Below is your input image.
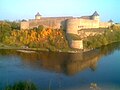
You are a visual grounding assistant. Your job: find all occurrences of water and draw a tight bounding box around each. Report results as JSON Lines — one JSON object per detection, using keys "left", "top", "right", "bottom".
{"left": 0, "top": 43, "right": 120, "bottom": 90}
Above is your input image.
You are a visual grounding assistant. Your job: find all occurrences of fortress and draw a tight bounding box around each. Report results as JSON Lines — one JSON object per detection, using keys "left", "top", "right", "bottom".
{"left": 21, "top": 11, "right": 113, "bottom": 32}
{"left": 21, "top": 11, "right": 113, "bottom": 49}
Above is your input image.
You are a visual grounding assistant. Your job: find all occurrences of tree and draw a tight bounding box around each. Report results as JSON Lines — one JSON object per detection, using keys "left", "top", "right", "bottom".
{"left": 37, "top": 25, "right": 44, "bottom": 31}
{"left": 11, "top": 21, "right": 20, "bottom": 30}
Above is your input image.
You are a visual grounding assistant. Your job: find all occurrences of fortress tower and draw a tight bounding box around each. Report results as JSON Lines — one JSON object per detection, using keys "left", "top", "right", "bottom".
{"left": 91, "top": 11, "right": 100, "bottom": 28}
{"left": 35, "top": 12, "right": 42, "bottom": 20}
{"left": 108, "top": 19, "right": 114, "bottom": 25}
{"left": 66, "top": 11, "right": 100, "bottom": 35}
{"left": 91, "top": 11, "right": 100, "bottom": 21}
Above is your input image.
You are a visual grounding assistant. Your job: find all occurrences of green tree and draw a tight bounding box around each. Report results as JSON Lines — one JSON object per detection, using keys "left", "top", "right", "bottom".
{"left": 11, "top": 21, "right": 20, "bottom": 30}
{"left": 37, "top": 25, "right": 44, "bottom": 31}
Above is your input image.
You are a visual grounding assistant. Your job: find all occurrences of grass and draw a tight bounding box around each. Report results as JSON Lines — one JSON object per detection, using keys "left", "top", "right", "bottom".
{"left": 4, "top": 81, "right": 37, "bottom": 90}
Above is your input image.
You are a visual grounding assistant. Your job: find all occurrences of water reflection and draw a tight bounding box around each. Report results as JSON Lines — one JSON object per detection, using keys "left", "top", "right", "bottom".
{"left": 17, "top": 50, "right": 101, "bottom": 75}
{"left": 0, "top": 42, "right": 120, "bottom": 76}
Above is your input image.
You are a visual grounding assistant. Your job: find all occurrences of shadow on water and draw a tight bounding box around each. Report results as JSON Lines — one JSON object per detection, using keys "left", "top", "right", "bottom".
{"left": 0, "top": 42, "right": 120, "bottom": 76}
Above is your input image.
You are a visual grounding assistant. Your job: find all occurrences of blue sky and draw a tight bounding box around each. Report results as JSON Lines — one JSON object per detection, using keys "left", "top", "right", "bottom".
{"left": 0, "top": 0, "right": 120, "bottom": 22}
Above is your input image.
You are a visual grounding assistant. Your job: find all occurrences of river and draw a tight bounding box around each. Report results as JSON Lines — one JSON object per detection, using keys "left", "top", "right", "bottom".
{"left": 0, "top": 42, "right": 120, "bottom": 90}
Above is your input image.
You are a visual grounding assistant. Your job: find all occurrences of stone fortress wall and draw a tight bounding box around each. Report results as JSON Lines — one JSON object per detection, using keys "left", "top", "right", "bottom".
{"left": 29, "top": 17, "right": 73, "bottom": 30}
{"left": 21, "top": 11, "right": 113, "bottom": 49}
{"left": 21, "top": 12, "right": 73, "bottom": 30}
{"left": 21, "top": 11, "right": 112, "bottom": 31}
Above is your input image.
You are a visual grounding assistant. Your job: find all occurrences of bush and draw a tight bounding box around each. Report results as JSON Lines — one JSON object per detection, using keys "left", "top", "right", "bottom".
{"left": 37, "top": 25, "right": 44, "bottom": 31}
{"left": 110, "top": 24, "right": 120, "bottom": 30}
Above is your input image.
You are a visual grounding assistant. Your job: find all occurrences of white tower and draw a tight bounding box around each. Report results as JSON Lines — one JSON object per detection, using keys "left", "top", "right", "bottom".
{"left": 35, "top": 12, "right": 42, "bottom": 20}
{"left": 91, "top": 11, "right": 100, "bottom": 28}
{"left": 91, "top": 11, "right": 100, "bottom": 21}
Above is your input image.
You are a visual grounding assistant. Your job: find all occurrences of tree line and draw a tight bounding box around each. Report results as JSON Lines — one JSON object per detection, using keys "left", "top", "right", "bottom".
{"left": 83, "top": 28, "right": 120, "bottom": 49}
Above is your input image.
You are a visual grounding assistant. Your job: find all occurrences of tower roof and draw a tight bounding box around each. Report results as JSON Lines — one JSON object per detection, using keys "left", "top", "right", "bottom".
{"left": 108, "top": 19, "right": 113, "bottom": 22}
{"left": 92, "top": 11, "right": 99, "bottom": 16}
{"left": 35, "top": 12, "right": 41, "bottom": 16}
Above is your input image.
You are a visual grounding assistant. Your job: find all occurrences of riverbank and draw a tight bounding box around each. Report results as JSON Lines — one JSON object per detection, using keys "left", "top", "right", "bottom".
{"left": 3, "top": 81, "right": 120, "bottom": 90}
{"left": 1, "top": 41, "right": 120, "bottom": 54}
{"left": 1, "top": 29, "right": 120, "bottom": 53}
{"left": 0, "top": 43, "right": 82, "bottom": 53}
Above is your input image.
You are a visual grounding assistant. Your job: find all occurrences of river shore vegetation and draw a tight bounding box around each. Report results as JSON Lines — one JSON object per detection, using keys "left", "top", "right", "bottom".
{"left": 83, "top": 27, "right": 120, "bottom": 49}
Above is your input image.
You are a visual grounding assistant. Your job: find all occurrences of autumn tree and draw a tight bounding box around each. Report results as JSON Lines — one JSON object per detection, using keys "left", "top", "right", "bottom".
{"left": 37, "top": 25, "right": 44, "bottom": 31}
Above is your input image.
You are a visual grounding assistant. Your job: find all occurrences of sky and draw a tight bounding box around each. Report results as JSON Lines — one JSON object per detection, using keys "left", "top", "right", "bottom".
{"left": 0, "top": 0, "right": 120, "bottom": 22}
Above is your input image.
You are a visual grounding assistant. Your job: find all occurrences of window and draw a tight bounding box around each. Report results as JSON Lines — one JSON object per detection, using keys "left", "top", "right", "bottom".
{"left": 78, "top": 26, "right": 84, "bottom": 28}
